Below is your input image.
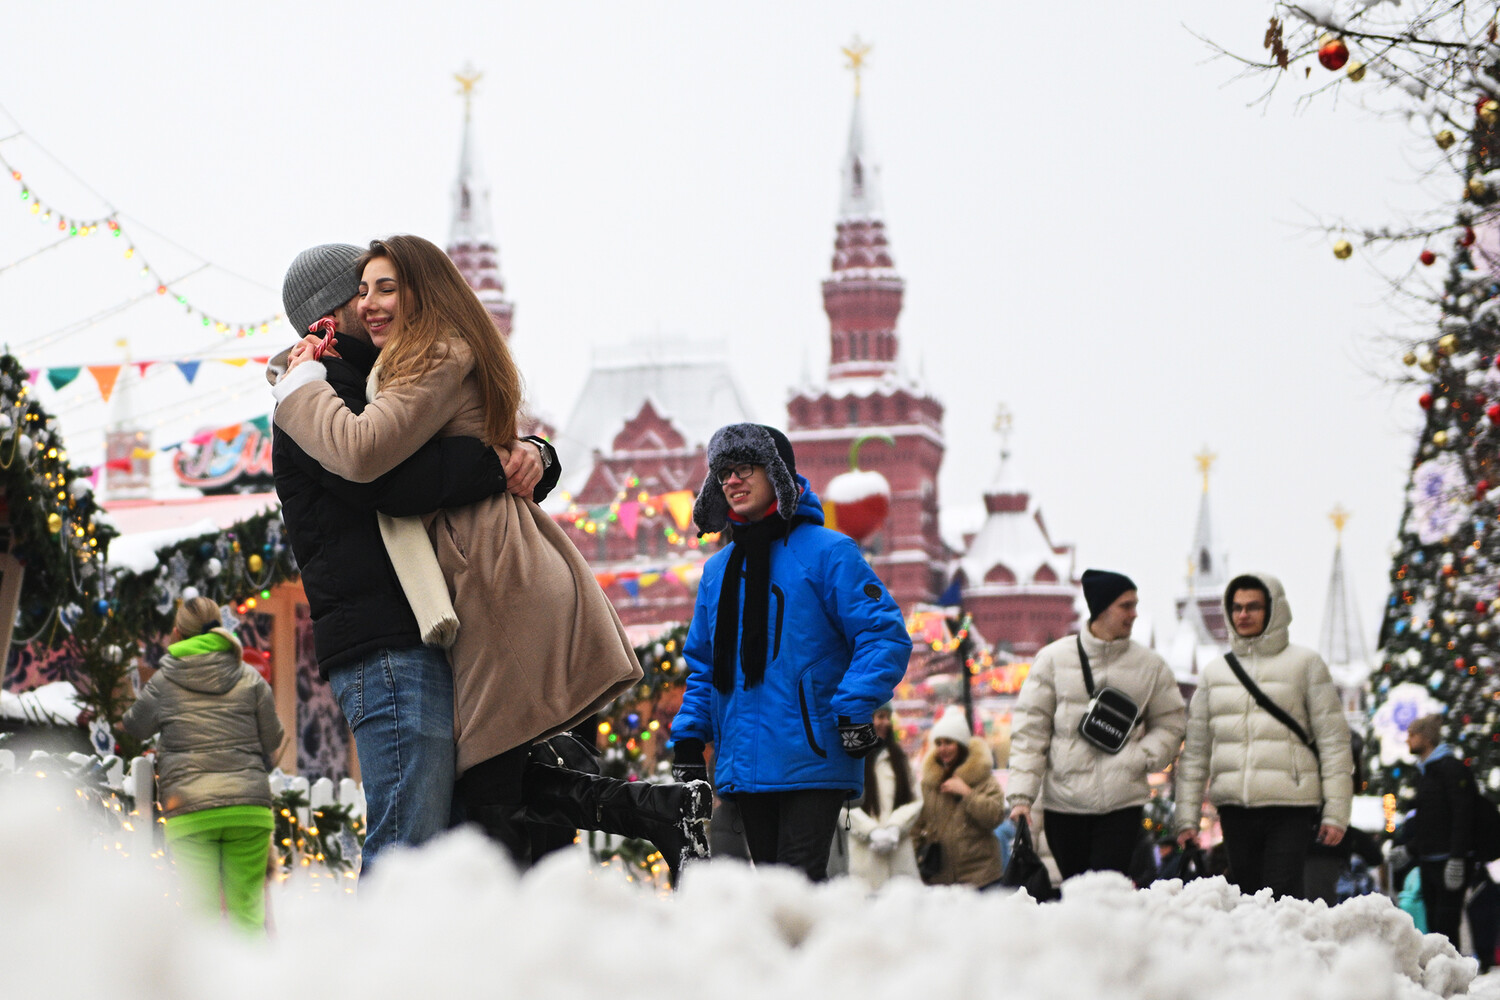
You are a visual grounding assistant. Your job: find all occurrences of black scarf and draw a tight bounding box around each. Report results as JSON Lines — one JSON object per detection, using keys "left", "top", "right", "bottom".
{"left": 712, "top": 516, "right": 796, "bottom": 693}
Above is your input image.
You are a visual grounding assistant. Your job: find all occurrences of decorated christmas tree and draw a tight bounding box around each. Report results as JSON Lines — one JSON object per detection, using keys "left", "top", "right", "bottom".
{"left": 1215, "top": 5, "right": 1500, "bottom": 805}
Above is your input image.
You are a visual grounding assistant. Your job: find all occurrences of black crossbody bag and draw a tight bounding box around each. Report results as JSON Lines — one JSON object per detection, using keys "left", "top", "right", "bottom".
{"left": 1223, "top": 652, "right": 1319, "bottom": 758}
{"left": 1076, "top": 636, "right": 1141, "bottom": 754}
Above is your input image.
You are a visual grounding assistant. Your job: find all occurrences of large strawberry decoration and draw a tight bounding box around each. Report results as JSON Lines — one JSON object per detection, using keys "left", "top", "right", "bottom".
{"left": 824, "top": 434, "right": 892, "bottom": 543}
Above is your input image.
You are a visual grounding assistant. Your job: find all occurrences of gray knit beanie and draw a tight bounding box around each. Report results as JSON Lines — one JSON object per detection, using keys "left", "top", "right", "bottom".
{"left": 282, "top": 244, "right": 363, "bottom": 336}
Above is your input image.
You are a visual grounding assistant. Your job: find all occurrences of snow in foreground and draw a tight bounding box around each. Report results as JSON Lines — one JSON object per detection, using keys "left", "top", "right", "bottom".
{"left": 4, "top": 781, "right": 1498, "bottom": 1000}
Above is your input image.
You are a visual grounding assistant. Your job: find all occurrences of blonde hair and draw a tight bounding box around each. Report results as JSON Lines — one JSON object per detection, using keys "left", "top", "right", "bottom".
{"left": 358, "top": 235, "right": 524, "bottom": 446}
{"left": 174, "top": 596, "right": 222, "bottom": 638}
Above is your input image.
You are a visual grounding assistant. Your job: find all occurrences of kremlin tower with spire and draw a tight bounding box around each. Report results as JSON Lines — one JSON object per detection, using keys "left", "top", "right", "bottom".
{"left": 447, "top": 64, "right": 514, "bottom": 341}
{"left": 786, "top": 41, "right": 948, "bottom": 612}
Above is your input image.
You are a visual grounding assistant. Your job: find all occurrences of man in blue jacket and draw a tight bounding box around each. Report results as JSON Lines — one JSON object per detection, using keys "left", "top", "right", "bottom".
{"left": 670, "top": 423, "right": 912, "bottom": 882}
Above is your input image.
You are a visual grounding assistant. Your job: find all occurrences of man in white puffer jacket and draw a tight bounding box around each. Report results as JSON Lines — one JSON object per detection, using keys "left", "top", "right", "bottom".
{"left": 1174, "top": 572, "right": 1352, "bottom": 900}
{"left": 1007, "top": 570, "right": 1186, "bottom": 881}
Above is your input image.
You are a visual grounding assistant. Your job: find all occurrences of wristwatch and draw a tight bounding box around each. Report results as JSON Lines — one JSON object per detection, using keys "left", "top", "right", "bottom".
{"left": 530, "top": 438, "right": 554, "bottom": 472}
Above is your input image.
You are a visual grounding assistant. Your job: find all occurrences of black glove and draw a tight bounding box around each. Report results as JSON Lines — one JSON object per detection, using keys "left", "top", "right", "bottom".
{"left": 838, "top": 717, "right": 880, "bottom": 758}
{"left": 1444, "top": 856, "right": 1467, "bottom": 891}
{"left": 672, "top": 737, "right": 708, "bottom": 784}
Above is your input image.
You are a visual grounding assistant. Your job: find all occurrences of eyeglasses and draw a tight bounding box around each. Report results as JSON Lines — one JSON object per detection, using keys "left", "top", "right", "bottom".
{"left": 716, "top": 464, "right": 757, "bottom": 484}
{"left": 1230, "top": 603, "right": 1266, "bottom": 614}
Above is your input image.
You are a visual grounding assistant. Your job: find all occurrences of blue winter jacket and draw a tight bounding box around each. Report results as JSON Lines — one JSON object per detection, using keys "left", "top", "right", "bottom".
{"left": 671, "top": 478, "right": 912, "bottom": 795}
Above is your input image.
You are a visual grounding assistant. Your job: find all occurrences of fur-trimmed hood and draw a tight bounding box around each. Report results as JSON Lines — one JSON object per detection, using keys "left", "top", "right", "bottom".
{"left": 922, "top": 736, "right": 995, "bottom": 790}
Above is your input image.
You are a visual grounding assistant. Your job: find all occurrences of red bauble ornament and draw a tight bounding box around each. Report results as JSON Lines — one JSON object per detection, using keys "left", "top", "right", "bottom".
{"left": 1475, "top": 393, "right": 1488, "bottom": 408}
{"left": 1489, "top": 404, "right": 1500, "bottom": 421}
{"left": 1461, "top": 227, "right": 1477, "bottom": 247}
{"left": 1420, "top": 392, "right": 1434, "bottom": 409}
{"left": 1318, "top": 38, "right": 1350, "bottom": 70}
{"left": 1420, "top": 249, "right": 1437, "bottom": 266}
{"left": 1478, "top": 481, "right": 1492, "bottom": 501}
{"left": 1477, "top": 600, "right": 1489, "bottom": 614}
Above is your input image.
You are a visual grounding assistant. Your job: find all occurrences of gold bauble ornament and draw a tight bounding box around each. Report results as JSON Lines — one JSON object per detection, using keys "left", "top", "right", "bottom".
{"left": 1434, "top": 429, "right": 1450, "bottom": 446}
{"left": 46, "top": 512, "right": 62, "bottom": 534}
{"left": 1420, "top": 355, "right": 1439, "bottom": 373}
{"left": 1482, "top": 100, "right": 1500, "bottom": 126}
{"left": 1346, "top": 61, "right": 1366, "bottom": 82}
{"left": 1333, "top": 239, "right": 1353, "bottom": 259}
{"left": 1403, "top": 350, "right": 1418, "bottom": 366}
{"left": 1469, "top": 177, "right": 1489, "bottom": 198}
{"left": 1438, "top": 333, "right": 1459, "bottom": 355}
{"left": 1436, "top": 130, "right": 1457, "bottom": 150}
{"left": 248, "top": 553, "right": 264, "bottom": 574}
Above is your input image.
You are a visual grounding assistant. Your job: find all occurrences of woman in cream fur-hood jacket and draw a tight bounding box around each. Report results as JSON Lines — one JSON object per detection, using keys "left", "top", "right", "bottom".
{"left": 1006, "top": 630, "right": 1186, "bottom": 815}
{"left": 1172, "top": 572, "right": 1353, "bottom": 835}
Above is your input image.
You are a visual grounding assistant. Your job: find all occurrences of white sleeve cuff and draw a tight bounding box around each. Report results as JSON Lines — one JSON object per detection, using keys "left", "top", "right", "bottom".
{"left": 271, "top": 361, "right": 328, "bottom": 403}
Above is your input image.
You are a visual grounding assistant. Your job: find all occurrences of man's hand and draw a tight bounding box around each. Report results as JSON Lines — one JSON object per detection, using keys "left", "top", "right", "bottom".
{"left": 1009, "top": 803, "right": 1031, "bottom": 825}
{"left": 939, "top": 776, "right": 971, "bottom": 797}
{"left": 1315, "top": 823, "right": 1344, "bottom": 847}
{"left": 837, "top": 716, "right": 879, "bottom": 758}
{"left": 497, "top": 439, "right": 543, "bottom": 497}
{"left": 284, "top": 333, "right": 339, "bottom": 375}
{"left": 672, "top": 737, "right": 708, "bottom": 785}
{"left": 1177, "top": 829, "right": 1199, "bottom": 849}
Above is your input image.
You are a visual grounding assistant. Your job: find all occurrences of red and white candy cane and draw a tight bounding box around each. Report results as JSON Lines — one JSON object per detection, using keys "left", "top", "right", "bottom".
{"left": 308, "top": 316, "right": 337, "bottom": 360}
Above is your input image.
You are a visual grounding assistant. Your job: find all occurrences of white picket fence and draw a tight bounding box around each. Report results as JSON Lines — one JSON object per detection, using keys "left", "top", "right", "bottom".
{"left": 0, "top": 747, "right": 366, "bottom": 868}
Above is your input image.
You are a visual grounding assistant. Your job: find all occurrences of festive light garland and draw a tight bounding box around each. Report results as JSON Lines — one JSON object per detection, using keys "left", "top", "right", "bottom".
{"left": 0, "top": 150, "right": 283, "bottom": 337}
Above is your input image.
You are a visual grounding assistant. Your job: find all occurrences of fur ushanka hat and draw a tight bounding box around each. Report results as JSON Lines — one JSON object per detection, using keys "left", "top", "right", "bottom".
{"left": 692, "top": 423, "right": 801, "bottom": 534}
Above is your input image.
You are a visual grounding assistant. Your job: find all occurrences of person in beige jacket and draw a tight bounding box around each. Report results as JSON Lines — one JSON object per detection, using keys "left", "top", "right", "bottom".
{"left": 1174, "top": 572, "right": 1352, "bottom": 900}
{"left": 912, "top": 705, "right": 1005, "bottom": 888}
{"left": 272, "top": 235, "right": 711, "bottom": 878}
{"left": 1007, "top": 569, "right": 1186, "bottom": 881}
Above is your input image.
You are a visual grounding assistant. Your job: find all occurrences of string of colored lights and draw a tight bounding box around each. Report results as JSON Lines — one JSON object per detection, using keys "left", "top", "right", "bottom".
{"left": 0, "top": 146, "right": 284, "bottom": 338}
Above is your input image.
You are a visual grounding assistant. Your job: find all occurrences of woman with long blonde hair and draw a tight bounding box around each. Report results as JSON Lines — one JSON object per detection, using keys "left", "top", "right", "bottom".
{"left": 273, "top": 235, "right": 708, "bottom": 877}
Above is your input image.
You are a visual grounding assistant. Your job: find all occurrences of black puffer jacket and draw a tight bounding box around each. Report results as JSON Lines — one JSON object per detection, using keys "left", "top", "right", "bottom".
{"left": 273, "top": 335, "right": 512, "bottom": 677}
{"left": 1410, "top": 748, "right": 1475, "bottom": 861}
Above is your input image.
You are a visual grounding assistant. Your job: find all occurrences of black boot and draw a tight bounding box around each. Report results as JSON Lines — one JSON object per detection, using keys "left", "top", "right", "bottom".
{"left": 457, "top": 747, "right": 533, "bottom": 869}
{"left": 521, "top": 763, "right": 712, "bottom": 885}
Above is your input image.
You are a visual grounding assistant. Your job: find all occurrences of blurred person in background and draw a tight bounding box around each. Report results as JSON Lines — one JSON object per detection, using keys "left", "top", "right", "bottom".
{"left": 912, "top": 705, "right": 1005, "bottom": 888}
{"left": 122, "top": 597, "right": 284, "bottom": 933}
{"left": 842, "top": 704, "right": 922, "bottom": 890}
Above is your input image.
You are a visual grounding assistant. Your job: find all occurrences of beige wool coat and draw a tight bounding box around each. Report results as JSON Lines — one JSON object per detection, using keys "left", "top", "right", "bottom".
{"left": 1173, "top": 572, "right": 1353, "bottom": 835}
{"left": 911, "top": 736, "right": 1005, "bottom": 888}
{"left": 273, "top": 341, "right": 642, "bottom": 773}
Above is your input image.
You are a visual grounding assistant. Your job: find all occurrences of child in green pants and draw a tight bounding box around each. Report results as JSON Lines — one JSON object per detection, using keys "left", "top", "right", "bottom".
{"left": 123, "top": 597, "right": 285, "bottom": 932}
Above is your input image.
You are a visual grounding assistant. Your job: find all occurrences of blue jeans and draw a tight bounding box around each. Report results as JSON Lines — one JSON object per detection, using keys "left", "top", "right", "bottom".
{"left": 327, "top": 646, "right": 455, "bottom": 876}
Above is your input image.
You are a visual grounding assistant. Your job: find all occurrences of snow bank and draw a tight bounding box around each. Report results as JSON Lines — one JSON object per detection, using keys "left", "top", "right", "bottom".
{"left": 4, "top": 777, "right": 1497, "bottom": 1000}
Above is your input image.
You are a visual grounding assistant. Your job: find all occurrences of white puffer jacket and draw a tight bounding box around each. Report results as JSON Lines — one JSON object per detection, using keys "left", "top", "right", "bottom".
{"left": 1007, "top": 629, "right": 1186, "bottom": 815}
{"left": 1173, "top": 572, "right": 1353, "bottom": 834}
{"left": 841, "top": 745, "right": 923, "bottom": 890}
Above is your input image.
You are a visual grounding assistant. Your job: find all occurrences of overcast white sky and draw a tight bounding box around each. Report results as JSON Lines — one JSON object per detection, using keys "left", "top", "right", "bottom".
{"left": 0, "top": 2, "right": 1446, "bottom": 654}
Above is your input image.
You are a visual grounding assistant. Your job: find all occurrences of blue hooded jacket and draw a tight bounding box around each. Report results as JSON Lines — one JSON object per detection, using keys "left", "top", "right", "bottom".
{"left": 670, "top": 477, "right": 912, "bottom": 795}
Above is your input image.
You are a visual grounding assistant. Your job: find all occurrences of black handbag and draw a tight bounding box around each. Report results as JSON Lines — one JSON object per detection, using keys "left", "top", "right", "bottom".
{"left": 1000, "top": 815, "right": 1058, "bottom": 901}
{"left": 1076, "top": 636, "right": 1141, "bottom": 754}
{"left": 917, "top": 842, "right": 943, "bottom": 880}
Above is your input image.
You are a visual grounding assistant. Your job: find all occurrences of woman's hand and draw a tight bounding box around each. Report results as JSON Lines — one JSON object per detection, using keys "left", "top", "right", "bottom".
{"left": 1009, "top": 802, "right": 1031, "bottom": 824}
{"left": 497, "top": 439, "right": 544, "bottom": 496}
{"left": 284, "top": 334, "right": 339, "bottom": 374}
{"left": 940, "top": 776, "right": 971, "bottom": 797}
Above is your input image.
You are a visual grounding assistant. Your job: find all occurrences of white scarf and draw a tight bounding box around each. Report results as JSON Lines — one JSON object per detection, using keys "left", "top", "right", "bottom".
{"left": 368, "top": 363, "right": 459, "bottom": 648}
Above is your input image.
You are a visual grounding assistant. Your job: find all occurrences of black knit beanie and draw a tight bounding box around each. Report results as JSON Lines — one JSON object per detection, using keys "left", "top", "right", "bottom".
{"left": 1082, "top": 569, "right": 1136, "bottom": 622}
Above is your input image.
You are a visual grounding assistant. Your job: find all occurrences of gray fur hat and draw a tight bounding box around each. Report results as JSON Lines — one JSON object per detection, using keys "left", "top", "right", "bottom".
{"left": 282, "top": 243, "right": 363, "bottom": 336}
{"left": 692, "top": 423, "right": 801, "bottom": 533}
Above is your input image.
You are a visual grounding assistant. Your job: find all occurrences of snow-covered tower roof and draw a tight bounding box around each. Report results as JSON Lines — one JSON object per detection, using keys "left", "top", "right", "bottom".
{"left": 1166, "top": 448, "right": 1231, "bottom": 682}
{"left": 1319, "top": 505, "right": 1372, "bottom": 708}
{"left": 552, "top": 338, "right": 755, "bottom": 498}
{"left": 822, "top": 38, "right": 902, "bottom": 382}
{"left": 446, "top": 64, "right": 514, "bottom": 340}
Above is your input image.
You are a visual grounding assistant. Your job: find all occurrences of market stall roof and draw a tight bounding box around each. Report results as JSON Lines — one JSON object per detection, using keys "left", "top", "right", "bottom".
{"left": 102, "top": 493, "right": 279, "bottom": 574}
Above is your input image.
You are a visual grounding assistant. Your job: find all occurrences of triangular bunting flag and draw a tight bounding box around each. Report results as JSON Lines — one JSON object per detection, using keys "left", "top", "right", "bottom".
{"left": 25, "top": 368, "right": 40, "bottom": 384}
{"left": 622, "top": 578, "right": 640, "bottom": 599}
{"left": 176, "top": 361, "right": 201, "bottom": 384}
{"left": 135, "top": 362, "right": 152, "bottom": 378}
{"left": 639, "top": 572, "right": 662, "bottom": 589}
{"left": 617, "top": 501, "right": 641, "bottom": 539}
{"left": 663, "top": 490, "right": 695, "bottom": 532}
{"left": 251, "top": 356, "right": 270, "bottom": 364}
{"left": 220, "top": 358, "right": 250, "bottom": 368}
{"left": 596, "top": 573, "right": 617, "bottom": 589}
{"left": 248, "top": 414, "right": 271, "bottom": 435}
{"left": 47, "top": 367, "right": 81, "bottom": 391}
{"left": 214, "top": 423, "right": 242, "bottom": 442}
{"left": 87, "top": 365, "right": 120, "bottom": 402}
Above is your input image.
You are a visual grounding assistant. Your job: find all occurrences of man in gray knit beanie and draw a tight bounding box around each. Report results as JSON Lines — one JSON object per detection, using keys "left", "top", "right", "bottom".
{"left": 267, "top": 244, "right": 363, "bottom": 382}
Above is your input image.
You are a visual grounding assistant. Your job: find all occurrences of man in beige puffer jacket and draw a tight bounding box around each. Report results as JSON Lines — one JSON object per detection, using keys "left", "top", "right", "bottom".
{"left": 1007, "top": 570, "right": 1186, "bottom": 881}
{"left": 1174, "top": 572, "right": 1352, "bottom": 900}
